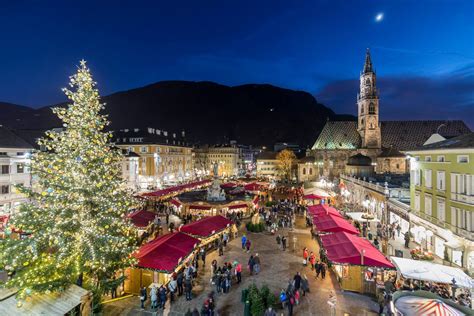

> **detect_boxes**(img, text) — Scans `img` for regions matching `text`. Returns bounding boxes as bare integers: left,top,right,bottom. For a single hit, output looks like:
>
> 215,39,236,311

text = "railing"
340,174,386,194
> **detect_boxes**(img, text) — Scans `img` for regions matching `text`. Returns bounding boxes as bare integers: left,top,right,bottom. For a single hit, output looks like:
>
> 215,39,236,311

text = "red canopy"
304,194,325,200
313,213,359,235
252,196,259,205
179,215,233,238
221,182,237,189
307,204,343,218
128,209,157,228
320,232,394,268
134,232,200,272
141,180,212,198
228,203,248,210
189,205,211,210
244,182,263,192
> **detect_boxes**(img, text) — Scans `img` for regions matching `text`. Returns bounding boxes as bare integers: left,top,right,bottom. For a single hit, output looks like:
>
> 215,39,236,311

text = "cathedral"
310,49,471,178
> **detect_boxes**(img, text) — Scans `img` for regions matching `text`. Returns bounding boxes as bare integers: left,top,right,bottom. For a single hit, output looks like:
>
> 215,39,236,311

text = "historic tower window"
365,78,370,85
361,105,364,114
369,102,375,114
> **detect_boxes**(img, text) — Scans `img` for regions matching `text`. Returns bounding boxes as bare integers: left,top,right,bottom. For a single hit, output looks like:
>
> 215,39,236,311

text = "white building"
0,126,34,215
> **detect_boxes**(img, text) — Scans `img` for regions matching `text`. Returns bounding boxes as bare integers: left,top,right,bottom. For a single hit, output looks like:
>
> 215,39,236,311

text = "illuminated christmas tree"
0,61,137,301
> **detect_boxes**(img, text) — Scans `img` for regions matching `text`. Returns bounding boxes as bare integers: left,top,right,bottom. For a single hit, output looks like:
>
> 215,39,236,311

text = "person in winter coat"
150,285,158,309
264,307,277,316
309,252,316,270
168,277,177,302
301,274,310,296
293,272,302,291
248,255,255,275
253,253,261,274
235,261,242,283
303,248,309,266
241,234,247,250
177,271,184,296
158,285,167,309
185,278,193,301
321,262,327,279
245,239,251,252
140,286,147,309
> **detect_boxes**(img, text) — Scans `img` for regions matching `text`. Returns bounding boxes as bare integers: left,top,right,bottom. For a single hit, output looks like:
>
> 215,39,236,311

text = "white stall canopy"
391,257,473,289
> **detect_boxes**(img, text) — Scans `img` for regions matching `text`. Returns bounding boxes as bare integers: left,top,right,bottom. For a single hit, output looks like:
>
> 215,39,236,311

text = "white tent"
391,257,474,289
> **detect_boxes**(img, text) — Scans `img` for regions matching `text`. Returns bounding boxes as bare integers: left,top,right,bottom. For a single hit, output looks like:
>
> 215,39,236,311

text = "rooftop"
409,132,474,151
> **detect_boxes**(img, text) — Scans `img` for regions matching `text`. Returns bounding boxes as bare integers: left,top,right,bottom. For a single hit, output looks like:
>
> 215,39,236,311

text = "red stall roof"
252,196,259,205
141,180,212,198
180,215,233,238
228,203,248,210
128,209,157,228
188,205,211,210
313,213,359,235
304,194,325,200
244,182,264,192
307,204,343,218
134,232,200,272
221,182,237,189
320,232,394,268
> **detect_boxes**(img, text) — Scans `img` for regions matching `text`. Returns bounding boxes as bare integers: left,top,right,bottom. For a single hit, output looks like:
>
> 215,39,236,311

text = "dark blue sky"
1,0,473,126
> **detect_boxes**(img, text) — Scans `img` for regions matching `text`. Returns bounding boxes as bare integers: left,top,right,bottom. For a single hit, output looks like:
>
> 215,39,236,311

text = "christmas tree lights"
0,61,138,302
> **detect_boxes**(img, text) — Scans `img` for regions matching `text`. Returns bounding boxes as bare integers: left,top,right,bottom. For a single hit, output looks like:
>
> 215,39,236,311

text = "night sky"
1,0,473,126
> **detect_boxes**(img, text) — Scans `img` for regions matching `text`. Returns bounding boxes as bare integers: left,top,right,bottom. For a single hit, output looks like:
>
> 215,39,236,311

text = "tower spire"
363,48,373,73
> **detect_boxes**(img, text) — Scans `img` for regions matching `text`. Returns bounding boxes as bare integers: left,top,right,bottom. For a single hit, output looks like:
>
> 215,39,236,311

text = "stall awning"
313,213,359,235
127,209,157,228
188,205,211,210
179,215,233,238
304,194,325,200
395,295,467,316
141,180,212,198
307,204,343,218
228,203,248,210
253,196,259,205
221,182,237,189
134,232,200,272
170,199,181,207
244,182,265,192
391,257,473,289
320,232,394,268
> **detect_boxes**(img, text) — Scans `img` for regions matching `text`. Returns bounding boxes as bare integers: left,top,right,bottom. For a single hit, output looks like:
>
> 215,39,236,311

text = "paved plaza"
104,215,379,316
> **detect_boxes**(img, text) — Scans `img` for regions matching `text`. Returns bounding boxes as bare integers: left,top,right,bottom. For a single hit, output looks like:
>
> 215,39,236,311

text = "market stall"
127,209,157,229
391,257,473,290
179,215,236,246
393,291,472,316
320,231,395,294
307,204,343,218
124,232,200,294
313,213,359,235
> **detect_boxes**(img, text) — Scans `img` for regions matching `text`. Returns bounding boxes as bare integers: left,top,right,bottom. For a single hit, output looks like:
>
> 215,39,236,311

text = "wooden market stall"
124,232,200,295
307,204,343,219
320,231,395,295
0,285,91,316
179,215,236,247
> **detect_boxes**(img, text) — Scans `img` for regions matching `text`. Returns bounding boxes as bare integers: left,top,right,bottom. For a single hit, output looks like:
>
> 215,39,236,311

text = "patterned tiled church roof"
312,120,470,151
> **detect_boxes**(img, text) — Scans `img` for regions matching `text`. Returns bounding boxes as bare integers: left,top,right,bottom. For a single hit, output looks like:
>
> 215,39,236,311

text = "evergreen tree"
0,61,137,300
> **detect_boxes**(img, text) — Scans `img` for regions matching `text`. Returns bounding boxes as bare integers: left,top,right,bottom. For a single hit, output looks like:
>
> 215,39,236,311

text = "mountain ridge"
0,80,354,147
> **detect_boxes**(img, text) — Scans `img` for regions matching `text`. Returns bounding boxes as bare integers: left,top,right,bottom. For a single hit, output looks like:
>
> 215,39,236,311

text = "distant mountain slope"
0,81,348,147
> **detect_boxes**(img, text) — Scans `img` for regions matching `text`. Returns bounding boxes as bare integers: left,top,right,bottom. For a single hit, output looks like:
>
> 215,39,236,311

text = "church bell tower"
357,48,381,149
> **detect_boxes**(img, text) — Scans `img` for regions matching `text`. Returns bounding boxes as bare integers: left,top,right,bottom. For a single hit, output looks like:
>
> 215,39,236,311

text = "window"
425,195,432,216
396,163,400,169
437,198,445,222
309,168,313,175
425,169,432,188
415,156,420,162
360,106,364,114
414,169,422,186
457,155,469,163
425,156,432,162
451,207,473,232
1,165,9,174
414,193,420,211
0,152,7,156
17,164,24,174
368,102,376,114
437,156,445,162
302,168,306,175
16,152,24,156
1,185,9,194
437,171,445,191
140,146,147,153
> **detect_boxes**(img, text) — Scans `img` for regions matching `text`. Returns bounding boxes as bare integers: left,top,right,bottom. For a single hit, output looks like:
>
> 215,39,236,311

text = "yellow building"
115,128,193,191
193,145,243,177
256,151,279,180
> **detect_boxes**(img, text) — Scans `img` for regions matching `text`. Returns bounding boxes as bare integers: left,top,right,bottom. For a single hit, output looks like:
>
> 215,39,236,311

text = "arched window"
365,78,370,85
303,168,306,175
361,118,364,126
360,105,364,114
309,168,313,175
369,102,376,114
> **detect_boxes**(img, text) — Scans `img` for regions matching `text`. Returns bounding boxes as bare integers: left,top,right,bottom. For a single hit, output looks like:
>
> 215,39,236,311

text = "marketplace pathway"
104,216,378,316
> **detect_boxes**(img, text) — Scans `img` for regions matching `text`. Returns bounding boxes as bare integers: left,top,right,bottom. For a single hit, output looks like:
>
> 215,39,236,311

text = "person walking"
276,234,281,248
264,306,277,316
218,241,224,256
287,292,295,316
248,255,255,275
293,272,302,292
303,247,309,266
177,271,184,296
185,277,193,301
235,261,242,283
315,261,322,278
396,224,401,237
253,253,261,274
158,284,167,309
404,231,410,248
282,236,287,251
168,277,177,303
200,248,206,266
301,274,309,296
373,237,380,250
245,239,251,253
150,285,158,309
309,252,316,270
140,286,148,309
321,262,327,279
241,234,247,250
